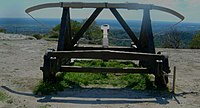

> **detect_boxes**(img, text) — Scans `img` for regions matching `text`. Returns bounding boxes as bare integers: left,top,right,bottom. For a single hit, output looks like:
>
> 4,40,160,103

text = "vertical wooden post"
49,57,57,83
42,51,57,83
42,53,50,82
57,7,72,51
139,9,155,53
154,60,167,88
139,9,155,69
172,66,176,93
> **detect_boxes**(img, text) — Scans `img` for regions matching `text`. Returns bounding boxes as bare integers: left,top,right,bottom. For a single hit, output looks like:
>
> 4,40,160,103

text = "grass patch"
32,34,43,40
0,91,9,102
39,104,51,108
43,37,58,41
34,60,157,95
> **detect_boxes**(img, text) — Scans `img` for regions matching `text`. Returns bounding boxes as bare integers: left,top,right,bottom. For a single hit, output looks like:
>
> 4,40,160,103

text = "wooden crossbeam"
48,50,164,61
60,66,149,74
72,47,139,52
26,2,185,21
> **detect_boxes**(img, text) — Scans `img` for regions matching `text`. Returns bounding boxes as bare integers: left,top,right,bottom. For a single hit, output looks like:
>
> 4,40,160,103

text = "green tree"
81,19,102,44
49,20,82,38
0,28,6,33
162,29,182,48
189,32,200,49
49,19,102,44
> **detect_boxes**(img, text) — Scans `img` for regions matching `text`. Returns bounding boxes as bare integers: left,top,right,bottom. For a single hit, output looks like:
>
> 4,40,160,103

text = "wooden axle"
60,66,149,74
47,50,165,61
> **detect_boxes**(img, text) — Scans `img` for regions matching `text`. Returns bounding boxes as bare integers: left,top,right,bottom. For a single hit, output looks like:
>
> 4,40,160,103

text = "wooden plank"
60,66,149,74
72,47,139,52
172,66,176,93
26,2,184,22
48,50,164,61
62,2,141,9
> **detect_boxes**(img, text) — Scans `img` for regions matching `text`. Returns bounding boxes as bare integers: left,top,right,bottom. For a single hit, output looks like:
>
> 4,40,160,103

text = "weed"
39,104,51,108
6,99,13,104
0,91,9,102
32,34,43,40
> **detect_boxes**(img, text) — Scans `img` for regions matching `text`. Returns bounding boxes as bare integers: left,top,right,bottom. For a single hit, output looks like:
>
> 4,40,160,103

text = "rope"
27,13,59,34
153,20,183,36
27,13,52,30
27,12,183,38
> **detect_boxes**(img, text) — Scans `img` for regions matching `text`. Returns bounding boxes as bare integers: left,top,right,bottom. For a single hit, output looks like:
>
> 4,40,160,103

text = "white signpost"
101,24,110,48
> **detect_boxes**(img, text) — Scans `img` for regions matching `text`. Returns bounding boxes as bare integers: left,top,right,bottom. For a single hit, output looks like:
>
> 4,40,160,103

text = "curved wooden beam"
151,5,184,20
25,3,61,13
25,2,184,21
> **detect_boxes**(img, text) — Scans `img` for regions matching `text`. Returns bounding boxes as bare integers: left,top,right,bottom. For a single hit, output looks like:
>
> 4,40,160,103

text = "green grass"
33,60,156,95
0,91,9,102
39,104,51,108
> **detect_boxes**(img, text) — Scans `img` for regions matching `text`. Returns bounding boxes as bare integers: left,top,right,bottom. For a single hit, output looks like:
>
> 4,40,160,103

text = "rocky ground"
0,33,200,108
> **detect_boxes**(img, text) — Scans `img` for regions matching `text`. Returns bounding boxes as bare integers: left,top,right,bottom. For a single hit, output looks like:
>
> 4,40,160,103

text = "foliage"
154,31,193,48
108,29,192,48
81,20,102,44
0,28,6,33
0,91,9,102
49,20,82,38
33,78,69,95
109,29,140,47
39,104,51,108
33,60,156,95
49,19,102,44
189,31,200,49
162,28,182,48
32,34,43,40
48,20,195,48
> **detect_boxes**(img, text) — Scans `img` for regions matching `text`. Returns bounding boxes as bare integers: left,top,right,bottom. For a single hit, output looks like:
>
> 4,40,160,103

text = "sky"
0,0,199,23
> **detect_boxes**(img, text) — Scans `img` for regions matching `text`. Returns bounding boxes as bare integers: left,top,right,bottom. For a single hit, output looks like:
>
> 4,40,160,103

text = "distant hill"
1,18,200,34
0,18,200,48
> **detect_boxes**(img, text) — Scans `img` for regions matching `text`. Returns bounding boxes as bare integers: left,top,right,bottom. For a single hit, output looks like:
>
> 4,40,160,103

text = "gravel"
0,33,200,108
0,33,36,40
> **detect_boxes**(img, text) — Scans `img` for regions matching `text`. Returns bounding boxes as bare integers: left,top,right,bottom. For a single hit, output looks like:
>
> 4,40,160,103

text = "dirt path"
0,39,200,108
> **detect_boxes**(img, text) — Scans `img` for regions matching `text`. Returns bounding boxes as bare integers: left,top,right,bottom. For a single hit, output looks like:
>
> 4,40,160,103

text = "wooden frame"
26,2,184,88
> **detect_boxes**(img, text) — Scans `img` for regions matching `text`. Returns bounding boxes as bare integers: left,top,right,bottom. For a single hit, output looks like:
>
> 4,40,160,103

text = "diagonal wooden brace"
72,8,103,46
110,8,139,47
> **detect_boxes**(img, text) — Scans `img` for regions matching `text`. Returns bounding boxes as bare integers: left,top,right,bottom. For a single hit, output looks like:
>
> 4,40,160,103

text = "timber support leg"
42,50,57,83
154,60,167,89
163,56,170,84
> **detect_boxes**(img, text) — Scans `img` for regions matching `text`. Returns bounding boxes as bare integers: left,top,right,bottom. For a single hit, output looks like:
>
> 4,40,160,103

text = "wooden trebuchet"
41,50,169,87
25,2,184,88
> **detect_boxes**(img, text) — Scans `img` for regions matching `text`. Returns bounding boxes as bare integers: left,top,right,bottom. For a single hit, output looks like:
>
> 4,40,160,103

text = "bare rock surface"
0,34,200,108
0,33,36,40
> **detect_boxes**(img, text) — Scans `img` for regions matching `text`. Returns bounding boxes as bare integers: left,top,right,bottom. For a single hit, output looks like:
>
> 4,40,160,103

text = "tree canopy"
189,31,200,49
162,29,182,48
49,19,102,44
